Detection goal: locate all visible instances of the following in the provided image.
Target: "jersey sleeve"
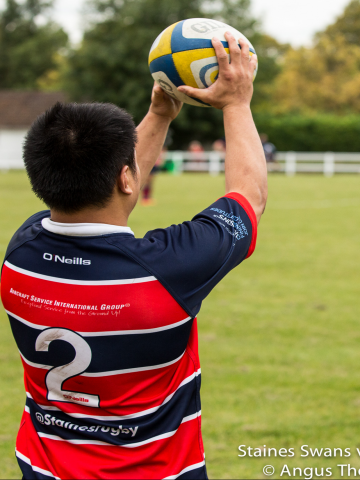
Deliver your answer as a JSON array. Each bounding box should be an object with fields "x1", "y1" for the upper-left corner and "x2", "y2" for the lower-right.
[{"x1": 140, "y1": 193, "x2": 257, "y2": 317}]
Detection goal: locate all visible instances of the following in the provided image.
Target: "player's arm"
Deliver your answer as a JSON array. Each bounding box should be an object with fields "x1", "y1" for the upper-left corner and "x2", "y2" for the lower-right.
[
  {"x1": 178, "y1": 33, "x2": 267, "y2": 224},
  {"x1": 136, "y1": 83, "x2": 182, "y2": 186}
]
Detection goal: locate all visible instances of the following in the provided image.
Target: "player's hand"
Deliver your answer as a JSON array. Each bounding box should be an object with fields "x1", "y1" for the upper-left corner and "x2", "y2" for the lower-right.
[
  {"x1": 149, "y1": 82, "x2": 183, "y2": 121},
  {"x1": 177, "y1": 32, "x2": 257, "y2": 111}
]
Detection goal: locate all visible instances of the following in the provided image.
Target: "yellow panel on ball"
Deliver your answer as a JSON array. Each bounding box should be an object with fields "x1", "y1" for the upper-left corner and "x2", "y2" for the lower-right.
[
  {"x1": 172, "y1": 47, "x2": 230, "y2": 89},
  {"x1": 148, "y1": 22, "x2": 179, "y2": 65}
]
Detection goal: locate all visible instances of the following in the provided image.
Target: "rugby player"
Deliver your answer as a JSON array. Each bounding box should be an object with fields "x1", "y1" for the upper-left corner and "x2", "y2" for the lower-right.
[{"x1": 1, "y1": 32, "x2": 267, "y2": 479}]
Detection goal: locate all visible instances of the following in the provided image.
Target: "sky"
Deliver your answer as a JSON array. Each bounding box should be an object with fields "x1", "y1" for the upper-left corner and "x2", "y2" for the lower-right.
[
  {"x1": 0, "y1": 0, "x2": 353, "y2": 46},
  {"x1": 251, "y1": 0, "x2": 351, "y2": 46}
]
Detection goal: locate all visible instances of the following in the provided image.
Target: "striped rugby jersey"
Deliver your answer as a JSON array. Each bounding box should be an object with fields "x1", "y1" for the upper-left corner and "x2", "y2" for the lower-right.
[{"x1": 1, "y1": 193, "x2": 257, "y2": 479}]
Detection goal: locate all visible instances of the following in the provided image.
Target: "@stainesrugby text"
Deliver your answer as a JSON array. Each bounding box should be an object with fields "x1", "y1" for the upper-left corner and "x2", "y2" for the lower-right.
[{"x1": 238, "y1": 445, "x2": 360, "y2": 478}]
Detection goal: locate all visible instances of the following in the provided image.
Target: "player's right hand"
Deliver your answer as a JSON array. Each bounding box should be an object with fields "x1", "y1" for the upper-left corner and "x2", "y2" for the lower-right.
[
  {"x1": 177, "y1": 32, "x2": 257, "y2": 111},
  {"x1": 150, "y1": 81, "x2": 183, "y2": 121}
]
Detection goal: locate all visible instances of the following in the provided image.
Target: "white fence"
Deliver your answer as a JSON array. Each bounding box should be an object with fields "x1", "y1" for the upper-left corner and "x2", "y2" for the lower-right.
[
  {"x1": 0, "y1": 129, "x2": 27, "y2": 170},
  {"x1": 165, "y1": 151, "x2": 360, "y2": 176},
  {"x1": 2, "y1": 148, "x2": 360, "y2": 175}
]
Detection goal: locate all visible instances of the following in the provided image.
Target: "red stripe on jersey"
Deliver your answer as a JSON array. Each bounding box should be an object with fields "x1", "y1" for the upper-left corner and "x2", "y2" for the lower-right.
[
  {"x1": 1, "y1": 263, "x2": 188, "y2": 331},
  {"x1": 16, "y1": 411, "x2": 58, "y2": 478},
  {"x1": 23, "y1": 346, "x2": 198, "y2": 417},
  {"x1": 17, "y1": 412, "x2": 204, "y2": 479},
  {"x1": 224, "y1": 192, "x2": 258, "y2": 258}
]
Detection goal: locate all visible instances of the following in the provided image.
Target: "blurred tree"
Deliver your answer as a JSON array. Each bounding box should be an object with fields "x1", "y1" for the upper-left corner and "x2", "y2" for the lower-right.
[
  {"x1": 250, "y1": 33, "x2": 289, "y2": 113},
  {"x1": 0, "y1": 0, "x2": 68, "y2": 90},
  {"x1": 268, "y1": 0, "x2": 360, "y2": 115},
  {"x1": 62, "y1": 0, "x2": 285, "y2": 147},
  {"x1": 318, "y1": 0, "x2": 360, "y2": 45},
  {"x1": 36, "y1": 52, "x2": 68, "y2": 91}
]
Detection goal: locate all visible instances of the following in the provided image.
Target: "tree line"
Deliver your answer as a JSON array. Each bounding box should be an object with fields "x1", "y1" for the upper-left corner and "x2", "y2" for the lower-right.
[{"x1": 1, "y1": 0, "x2": 360, "y2": 149}]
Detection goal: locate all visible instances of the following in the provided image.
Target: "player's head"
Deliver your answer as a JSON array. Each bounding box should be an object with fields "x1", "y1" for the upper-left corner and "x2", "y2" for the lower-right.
[{"x1": 24, "y1": 102, "x2": 138, "y2": 213}]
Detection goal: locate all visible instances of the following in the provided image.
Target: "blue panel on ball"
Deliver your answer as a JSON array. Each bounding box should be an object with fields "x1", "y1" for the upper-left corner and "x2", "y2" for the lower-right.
[
  {"x1": 199, "y1": 63, "x2": 218, "y2": 88},
  {"x1": 220, "y1": 42, "x2": 256, "y2": 55},
  {"x1": 188, "y1": 96, "x2": 211, "y2": 107},
  {"x1": 171, "y1": 21, "x2": 217, "y2": 52},
  {"x1": 149, "y1": 54, "x2": 184, "y2": 86},
  {"x1": 170, "y1": 21, "x2": 256, "y2": 54},
  {"x1": 149, "y1": 54, "x2": 211, "y2": 107}
]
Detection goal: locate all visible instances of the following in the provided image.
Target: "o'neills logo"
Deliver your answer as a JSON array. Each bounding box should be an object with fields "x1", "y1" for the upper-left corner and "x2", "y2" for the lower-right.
[{"x1": 43, "y1": 253, "x2": 91, "y2": 265}]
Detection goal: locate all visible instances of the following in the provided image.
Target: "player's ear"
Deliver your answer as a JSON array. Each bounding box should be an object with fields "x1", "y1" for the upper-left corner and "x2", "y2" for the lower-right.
[{"x1": 118, "y1": 165, "x2": 133, "y2": 195}]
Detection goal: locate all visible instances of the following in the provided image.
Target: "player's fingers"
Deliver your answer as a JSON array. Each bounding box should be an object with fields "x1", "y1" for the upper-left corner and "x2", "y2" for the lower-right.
[
  {"x1": 151, "y1": 82, "x2": 165, "y2": 102},
  {"x1": 238, "y1": 37, "x2": 250, "y2": 63},
  {"x1": 177, "y1": 85, "x2": 209, "y2": 101},
  {"x1": 224, "y1": 31, "x2": 241, "y2": 63},
  {"x1": 153, "y1": 82, "x2": 164, "y2": 95},
  {"x1": 152, "y1": 82, "x2": 175, "y2": 103},
  {"x1": 211, "y1": 36, "x2": 230, "y2": 72},
  {"x1": 249, "y1": 53, "x2": 258, "y2": 72}
]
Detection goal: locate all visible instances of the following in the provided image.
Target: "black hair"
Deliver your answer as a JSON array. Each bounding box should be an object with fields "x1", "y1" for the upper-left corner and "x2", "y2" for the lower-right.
[{"x1": 24, "y1": 102, "x2": 138, "y2": 213}]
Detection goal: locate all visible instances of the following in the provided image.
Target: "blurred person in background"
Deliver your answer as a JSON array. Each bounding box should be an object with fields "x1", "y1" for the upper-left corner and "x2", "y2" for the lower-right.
[
  {"x1": 188, "y1": 140, "x2": 205, "y2": 168},
  {"x1": 188, "y1": 140, "x2": 204, "y2": 157},
  {"x1": 212, "y1": 139, "x2": 226, "y2": 153},
  {"x1": 260, "y1": 133, "x2": 277, "y2": 163},
  {"x1": 188, "y1": 140, "x2": 204, "y2": 153},
  {"x1": 141, "y1": 146, "x2": 166, "y2": 206}
]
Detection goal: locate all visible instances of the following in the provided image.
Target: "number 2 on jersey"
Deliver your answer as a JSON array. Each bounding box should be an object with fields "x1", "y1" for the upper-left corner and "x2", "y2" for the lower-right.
[{"x1": 35, "y1": 328, "x2": 100, "y2": 407}]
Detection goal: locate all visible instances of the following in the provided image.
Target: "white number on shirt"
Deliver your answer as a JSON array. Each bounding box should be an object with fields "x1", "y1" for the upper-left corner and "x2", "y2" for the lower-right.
[{"x1": 35, "y1": 328, "x2": 100, "y2": 407}]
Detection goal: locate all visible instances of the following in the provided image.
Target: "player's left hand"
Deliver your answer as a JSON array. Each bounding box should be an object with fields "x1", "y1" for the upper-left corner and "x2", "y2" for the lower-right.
[{"x1": 149, "y1": 82, "x2": 183, "y2": 121}]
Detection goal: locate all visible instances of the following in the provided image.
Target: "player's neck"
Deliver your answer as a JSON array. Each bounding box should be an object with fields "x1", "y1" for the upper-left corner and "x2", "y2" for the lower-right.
[{"x1": 50, "y1": 195, "x2": 132, "y2": 227}]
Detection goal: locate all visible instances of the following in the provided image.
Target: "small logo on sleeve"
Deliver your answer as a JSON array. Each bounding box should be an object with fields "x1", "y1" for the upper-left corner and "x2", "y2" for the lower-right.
[
  {"x1": 43, "y1": 253, "x2": 91, "y2": 265},
  {"x1": 210, "y1": 208, "x2": 249, "y2": 241}
]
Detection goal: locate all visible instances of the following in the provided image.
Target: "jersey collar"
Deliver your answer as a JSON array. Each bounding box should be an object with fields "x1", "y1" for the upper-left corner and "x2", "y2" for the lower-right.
[{"x1": 41, "y1": 218, "x2": 134, "y2": 237}]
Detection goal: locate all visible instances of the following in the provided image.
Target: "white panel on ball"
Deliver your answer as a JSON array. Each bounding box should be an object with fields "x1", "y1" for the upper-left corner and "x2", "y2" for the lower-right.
[
  {"x1": 151, "y1": 71, "x2": 209, "y2": 107},
  {"x1": 182, "y1": 18, "x2": 250, "y2": 46}
]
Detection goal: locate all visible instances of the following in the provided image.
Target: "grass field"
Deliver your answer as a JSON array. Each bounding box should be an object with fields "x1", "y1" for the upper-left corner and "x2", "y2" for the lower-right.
[{"x1": 1, "y1": 171, "x2": 360, "y2": 479}]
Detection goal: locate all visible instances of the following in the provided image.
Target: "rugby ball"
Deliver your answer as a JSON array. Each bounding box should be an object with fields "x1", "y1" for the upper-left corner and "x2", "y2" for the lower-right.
[{"x1": 148, "y1": 18, "x2": 258, "y2": 108}]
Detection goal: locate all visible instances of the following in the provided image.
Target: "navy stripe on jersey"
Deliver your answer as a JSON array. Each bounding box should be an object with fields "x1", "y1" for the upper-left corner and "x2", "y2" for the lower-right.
[
  {"x1": 165, "y1": 463, "x2": 207, "y2": 480},
  {"x1": 10, "y1": 314, "x2": 194, "y2": 373},
  {"x1": 26, "y1": 367, "x2": 201, "y2": 420},
  {"x1": 16, "y1": 453, "x2": 58, "y2": 480},
  {"x1": 4, "y1": 260, "x2": 155, "y2": 285},
  {"x1": 26, "y1": 377, "x2": 200, "y2": 446}
]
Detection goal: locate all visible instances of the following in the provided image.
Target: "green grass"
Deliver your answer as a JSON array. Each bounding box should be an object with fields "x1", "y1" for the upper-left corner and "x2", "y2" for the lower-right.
[{"x1": 1, "y1": 171, "x2": 360, "y2": 479}]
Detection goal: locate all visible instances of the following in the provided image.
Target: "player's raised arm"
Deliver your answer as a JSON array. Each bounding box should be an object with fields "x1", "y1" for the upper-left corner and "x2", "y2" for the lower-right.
[
  {"x1": 136, "y1": 83, "x2": 182, "y2": 186},
  {"x1": 178, "y1": 32, "x2": 268, "y2": 223}
]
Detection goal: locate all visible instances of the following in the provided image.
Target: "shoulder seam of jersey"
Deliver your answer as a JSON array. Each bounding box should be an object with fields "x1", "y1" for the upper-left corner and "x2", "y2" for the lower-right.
[
  {"x1": 2, "y1": 228, "x2": 44, "y2": 271},
  {"x1": 2, "y1": 211, "x2": 50, "y2": 270},
  {"x1": 103, "y1": 237, "x2": 195, "y2": 319}
]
